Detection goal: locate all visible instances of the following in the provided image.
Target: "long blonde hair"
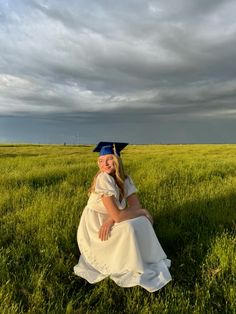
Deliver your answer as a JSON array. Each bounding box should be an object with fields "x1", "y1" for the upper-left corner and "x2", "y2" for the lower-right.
[{"x1": 88, "y1": 155, "x2": 127, "y2": 201}]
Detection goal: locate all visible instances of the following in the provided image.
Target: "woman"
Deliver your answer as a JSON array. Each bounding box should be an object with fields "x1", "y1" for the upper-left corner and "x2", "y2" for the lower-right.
[{"x1": 74, "y1": 142, "x2": 171, "y2": 292}]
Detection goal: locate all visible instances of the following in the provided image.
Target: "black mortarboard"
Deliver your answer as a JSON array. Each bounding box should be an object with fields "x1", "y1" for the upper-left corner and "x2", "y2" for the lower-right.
[{"x1": 93, "y1": 141, "x2": 128, "y2": 156}]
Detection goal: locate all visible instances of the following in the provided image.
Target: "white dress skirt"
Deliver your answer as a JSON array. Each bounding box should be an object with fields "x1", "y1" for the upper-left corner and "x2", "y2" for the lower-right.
[{"x1": 74, "y1": 172, "x2": 172, "y2": 292}]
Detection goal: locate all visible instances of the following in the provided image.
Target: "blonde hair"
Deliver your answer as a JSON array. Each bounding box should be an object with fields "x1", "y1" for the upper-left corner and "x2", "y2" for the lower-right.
[{"x1": 88, "y1": 155, "x2": 127, "y2": 201}]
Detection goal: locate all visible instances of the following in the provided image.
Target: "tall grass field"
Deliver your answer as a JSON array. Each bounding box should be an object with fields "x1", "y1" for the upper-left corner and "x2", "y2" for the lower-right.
[{"x1": 0, "y1": 144, "x2": 235, "y2": 314}]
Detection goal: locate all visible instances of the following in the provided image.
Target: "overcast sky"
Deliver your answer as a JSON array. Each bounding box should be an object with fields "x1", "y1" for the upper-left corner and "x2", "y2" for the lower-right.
[{"x1": 0, "y1": 0, "x2": 236, "y2": 144}]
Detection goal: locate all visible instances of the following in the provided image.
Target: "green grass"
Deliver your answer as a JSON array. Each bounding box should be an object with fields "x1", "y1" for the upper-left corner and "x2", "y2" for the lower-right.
[{"x1": 0, "y1": 144, "x2": 235, "y2": 313}]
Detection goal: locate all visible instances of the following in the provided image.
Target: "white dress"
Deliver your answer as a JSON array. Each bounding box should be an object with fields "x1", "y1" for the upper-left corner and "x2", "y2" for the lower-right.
[{"x1": 74, "y1": 172, "x2": 172, "y2": 292}]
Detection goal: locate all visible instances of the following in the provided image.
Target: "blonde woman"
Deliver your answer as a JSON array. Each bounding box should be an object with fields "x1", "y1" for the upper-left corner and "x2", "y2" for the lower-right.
[{"x1": 74, "y1": 142, "x2": 171, "y2": 292}]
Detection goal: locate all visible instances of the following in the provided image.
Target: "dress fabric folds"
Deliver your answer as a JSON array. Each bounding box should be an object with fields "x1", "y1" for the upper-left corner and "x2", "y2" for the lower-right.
[{"x1": 74, "y1": 172, "x2": 172, "y2": 292}]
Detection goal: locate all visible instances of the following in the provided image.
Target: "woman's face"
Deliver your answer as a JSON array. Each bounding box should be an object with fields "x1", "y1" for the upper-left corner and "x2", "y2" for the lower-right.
[{"x1": 98, "y1": 154, "x2": 116, "y2": 175}]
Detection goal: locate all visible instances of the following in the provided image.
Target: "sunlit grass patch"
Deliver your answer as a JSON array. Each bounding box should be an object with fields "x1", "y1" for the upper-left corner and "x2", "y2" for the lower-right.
[{"x1": 0, "y1": 144, "x2": 235, "y2": 313}]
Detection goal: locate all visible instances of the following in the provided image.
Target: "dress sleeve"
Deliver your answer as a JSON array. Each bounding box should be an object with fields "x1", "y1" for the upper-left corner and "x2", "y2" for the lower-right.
[
  {"x1": 125, "y1": 176, "x2": 138, "y2": 198},
  {"x1": 95, "y1": 172, "x2": 117, "y2": 197}
]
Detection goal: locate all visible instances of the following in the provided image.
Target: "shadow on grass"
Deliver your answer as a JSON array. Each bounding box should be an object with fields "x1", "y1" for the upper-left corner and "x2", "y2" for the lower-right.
[{"x1": 153, "y1": 190, "x2": 236, "y2": 291}]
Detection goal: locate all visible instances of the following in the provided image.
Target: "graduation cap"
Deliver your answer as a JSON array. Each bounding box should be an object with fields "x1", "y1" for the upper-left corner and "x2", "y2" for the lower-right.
[{"x1": 93, "y1": 141, "x2": 128, "y2": 156}]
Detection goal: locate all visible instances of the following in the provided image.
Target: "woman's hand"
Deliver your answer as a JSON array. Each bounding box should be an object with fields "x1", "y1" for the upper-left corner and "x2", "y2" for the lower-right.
[{"x1": 99, "y1": 217, "x2": 114, "y2": 241}]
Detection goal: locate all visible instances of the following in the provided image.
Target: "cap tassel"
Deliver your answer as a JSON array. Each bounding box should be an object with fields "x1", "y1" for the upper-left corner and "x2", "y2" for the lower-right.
[{"x1": 113, "y1": 144, "x2": 118, "y2": 156}]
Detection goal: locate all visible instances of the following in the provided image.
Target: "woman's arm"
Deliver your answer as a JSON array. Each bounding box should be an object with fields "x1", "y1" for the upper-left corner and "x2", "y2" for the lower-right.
[
  {"x1": 126, "y1": 193, "x2": 141, "y2": 211},
  {"x1": 127, "y1": 194, "x2": 153, "y2": 224},
  {"x1": 99, "y1": 194, "x2": 154, "y2": 240},
  {"x1": 101, "y1": 195, "x2": 150, "y2": 223}
]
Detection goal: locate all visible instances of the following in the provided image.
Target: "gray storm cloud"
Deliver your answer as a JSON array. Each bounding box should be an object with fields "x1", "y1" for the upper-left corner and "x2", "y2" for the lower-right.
[{"x1": 0, "y1": 0, "x2": 236, "y2": 143}]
